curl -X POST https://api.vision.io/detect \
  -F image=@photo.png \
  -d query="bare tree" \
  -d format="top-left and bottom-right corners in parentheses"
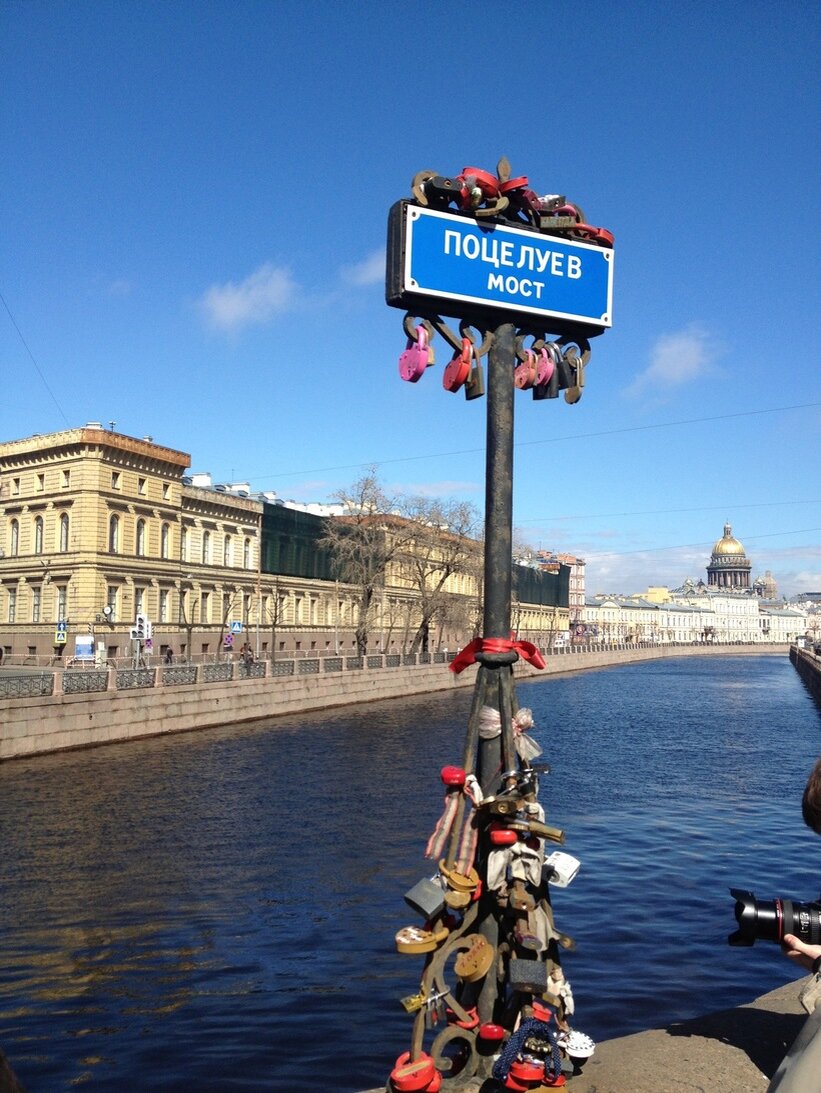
top-left (261, 580), bottom-right (286, 660)
top-left (398, 497), bottom-right (481, 654)
top-left (319, 472), bottom-right (415, 657)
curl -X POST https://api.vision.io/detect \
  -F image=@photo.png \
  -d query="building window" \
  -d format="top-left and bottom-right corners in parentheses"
top-left (32, 585), bottom-right (41, 623)
top-left (37, 473), bottom-right (45, 492)
top-left (56, 586), bottom-right (67, 620)
top-left (181, 525), bottom-right (189, 562)
top-left (202, 530), bottom-right (211, 564)
top-left (12, 478), bottom-right (20, 496)
top-left (223, 535), bottom-right (233, 567)
top-left (111, 471), bottom-right (121, 489)
top-left (244, 537), bottom-right (252, 569)
top-left (136, 518), bottom-right (146, 556)
top-left (201, 591), bottom-right (210, 623)
top-left (109, 514), bottom-right (120, 553)
top-left (159, 589), bottom-right (169, 623)
top-left (138, 477), bottom-right (147, 496)
top-left (34, 516), bottom-right (44, 554)
top-left (162, 482), bottom-right (170, 500)
top-left (59, 513), bottom-right (70, 552)
top-left (106, 586), bottom-right (118, 620)
top-left (135, 587), bottom-right (145, 616)
top-left (62, 469), bottom-right (70, 488)
top-left (9, 519), bottom-right (19, 557)
top-left (8, 587), bottom-right (17, 623)
top-left (161, 523), bottom-right (170, 559)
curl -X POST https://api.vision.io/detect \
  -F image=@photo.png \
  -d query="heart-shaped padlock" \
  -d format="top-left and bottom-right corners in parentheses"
top-left (514, 348), bottom-right (537, 390)
top-left (399, 325), bottom-right (430, 383)
top-left (443, 338), bottom-right (472, 393)
top-left (535, 346), bottom-right (555, 386)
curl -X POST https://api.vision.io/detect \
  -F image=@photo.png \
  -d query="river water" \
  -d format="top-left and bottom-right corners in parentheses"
top-left (0, 654), bottom-right (819, 1091)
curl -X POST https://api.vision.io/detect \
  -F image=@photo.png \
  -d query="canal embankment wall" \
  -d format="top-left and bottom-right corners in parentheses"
top-left (790, 644), bottom-right (821, 704)
top-left (0, 643), bottom-right (791, 762)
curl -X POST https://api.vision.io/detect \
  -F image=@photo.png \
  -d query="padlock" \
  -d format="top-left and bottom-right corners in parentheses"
top-left (390, 1051), bottom-right (437, 1093)
top-left (464, 356), bottom-right (485, 400)
top-left (443, 887), bottom-right (471, 910)
top-left (454, 934), bottom-right (495, 982)
top-left (399, 325), bottom-right (431, 383)
top-left (488, 820), bottom-right (518, 846)
top-left (460, 166), bottom-right (501, 201)
top-left (395, 924), bottom-right (449, 954)
top-left (533, 344), bottom-right (561, 401)
top-left (509, 956), bottom-right (548, 994)
top-left (440, 765), bottom-right (466, 787)
top-left (400, 990), bottom-right (428, 1014)
top-left (503, 1073), bottom-right (532, 1092)
top-left (514, 348), bottom-right (537, 390)
top-left (564, 350), bottom-right (585, 405)
top-left (439, 858), bottom-right (479, 893)
top-left (478, 1023), bottom-right (506, 1043)
top-left (446, 1004), bottom-right (479, 1030)
top-left (555, 349), bottom-right (575, 392)
top-left (509, 1059), bottom-right (545, 1082)
top-left (535, 346), bottom-right (554, 387)
top-left (442, 338), bottom-right (472, 393)
top-left (404, 874), bottom-right (446, 920)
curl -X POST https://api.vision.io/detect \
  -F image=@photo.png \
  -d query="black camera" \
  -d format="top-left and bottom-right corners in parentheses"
top-left (729, 888), bottom-right (821, 947)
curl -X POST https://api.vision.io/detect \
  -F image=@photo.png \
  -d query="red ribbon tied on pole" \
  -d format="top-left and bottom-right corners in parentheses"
top-left (448, 637), bottom-right (546, 674)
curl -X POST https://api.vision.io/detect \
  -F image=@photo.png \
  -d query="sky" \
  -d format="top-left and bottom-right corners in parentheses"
top-left (2, 0), bottom-right (820, 598)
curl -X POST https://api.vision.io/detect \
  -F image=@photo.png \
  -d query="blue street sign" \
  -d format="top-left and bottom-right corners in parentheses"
top-left (230, 621), bottom-right (243, 633)
top-left (390, 204), bottom-right (613, 330)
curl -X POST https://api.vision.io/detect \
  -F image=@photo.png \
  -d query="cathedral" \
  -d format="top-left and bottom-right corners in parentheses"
top-left (706, 522), bottom-right (752, 590)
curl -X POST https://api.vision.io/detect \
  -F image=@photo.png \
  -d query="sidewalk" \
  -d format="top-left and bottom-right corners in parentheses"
top-left (364, 977), bottom-right (808, 1093)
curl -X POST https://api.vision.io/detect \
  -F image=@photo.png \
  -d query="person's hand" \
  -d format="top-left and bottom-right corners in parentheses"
top-left (781, 933), bottom-right (821, 972)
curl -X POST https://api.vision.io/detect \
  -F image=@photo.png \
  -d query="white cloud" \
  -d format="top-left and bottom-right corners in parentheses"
top-left (626, 324), bottom-right (716, 397)
top-left (340, 249), bottom-right (385, 287)
top-left (199, 263), bottom-right (296, 331)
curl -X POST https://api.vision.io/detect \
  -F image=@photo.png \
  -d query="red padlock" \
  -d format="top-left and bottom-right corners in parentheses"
top-left (478, 1022), bottom-right (506, 1042)
top-left (390, 1051), bottom-right (437, 1092)
top-left (440, 765), bottom-right (467, 787)
top-left (460, 166), bottom-right (501, 201)
top-left (446, 1004), bottom-right (479, 1030)
top-left (503, 1073), bottom-right (532, 1092)
top-left (423, 1071), bottom-right (442, 1093)
top-left (514, 348), bottom-right (538, 390)
top-left (499, 175), bottom-right (529, 193)
top-left (571, 223), bottom-right (615, 247)
top-left (443, 338), bottom-right (472, 393)
top-left (509, 1058), bottom-right (544, 1082)
top-left (399, 325), bottom-right (430, 384)
top-left (488, 820), bottom-right (518, 846)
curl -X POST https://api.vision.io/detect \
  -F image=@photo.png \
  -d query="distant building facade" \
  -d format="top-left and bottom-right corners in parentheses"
top-left (0, 426), bottom-right (571, 663)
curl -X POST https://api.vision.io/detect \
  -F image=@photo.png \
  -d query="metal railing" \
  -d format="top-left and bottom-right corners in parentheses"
top-left (1, 641), bottom-right (790, 701)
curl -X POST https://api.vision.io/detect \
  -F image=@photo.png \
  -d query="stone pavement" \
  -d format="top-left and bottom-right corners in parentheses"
top-left (364, 977), bottom-right (809, 1093)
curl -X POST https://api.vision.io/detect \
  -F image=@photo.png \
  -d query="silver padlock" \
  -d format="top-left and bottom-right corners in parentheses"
top-left (404, 874), bottom-right (446, 920)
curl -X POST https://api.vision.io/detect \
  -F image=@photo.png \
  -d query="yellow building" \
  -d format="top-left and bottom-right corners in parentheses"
top-left (0, 424), bottom-right (262, 662)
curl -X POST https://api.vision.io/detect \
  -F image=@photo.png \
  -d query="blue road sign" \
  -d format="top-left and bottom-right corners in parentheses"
top-left (230, 621), bottom-right (243, 633)
top-left (392, 204), bottom-right (613, 329)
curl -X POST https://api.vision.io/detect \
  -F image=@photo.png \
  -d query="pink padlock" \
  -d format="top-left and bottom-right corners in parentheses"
top-left (535, 346), bottom-right (555, 386)
top-left (514, 348), bottom-right (537, 390)
top-left (399, 326), bottom-right (430, 383)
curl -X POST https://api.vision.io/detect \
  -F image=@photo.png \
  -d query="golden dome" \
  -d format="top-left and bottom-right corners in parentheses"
top-left (712, 523), bottom-right (746, 557)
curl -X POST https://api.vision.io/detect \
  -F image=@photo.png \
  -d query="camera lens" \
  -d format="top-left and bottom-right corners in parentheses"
top-left (728, 888), bottom-right (821, 947)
